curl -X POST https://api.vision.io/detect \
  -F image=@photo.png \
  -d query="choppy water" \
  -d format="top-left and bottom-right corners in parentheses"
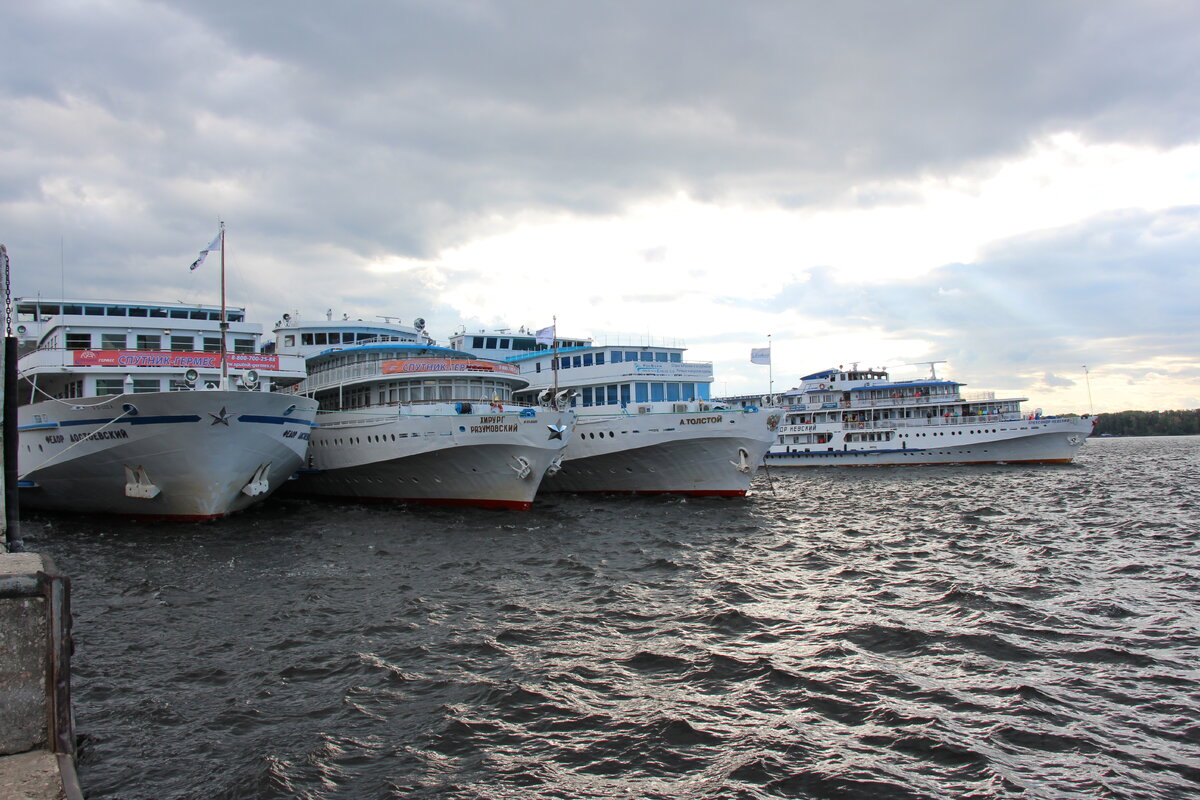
top-left (21, 436), bottom-right (1200, 799)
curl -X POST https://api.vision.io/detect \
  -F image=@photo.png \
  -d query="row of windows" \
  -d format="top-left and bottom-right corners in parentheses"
top-left (469, 336), bottom-right (586, 351)
top-left (610, 351), bottom-right (681, 364)
top-left (539, 350), bottom-right (683, 373)
top-left (567, 382), bottom-right (711, 407)
top-left (16, 303), bottom-right (243, 322)
top-left (316, 379), bottom-right (515, 411)
top-left (62, 333), bottom-right (254, 353)
top-left (288, 332), bottom-right (411, 346)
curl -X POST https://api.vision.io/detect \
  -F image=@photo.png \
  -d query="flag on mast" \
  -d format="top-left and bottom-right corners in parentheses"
top-left (750, 347), bottom-right (771, 365)
top-left (535, 325), bottom-right (556, 346)
top-left (189, 230), bottom-right (222, 271)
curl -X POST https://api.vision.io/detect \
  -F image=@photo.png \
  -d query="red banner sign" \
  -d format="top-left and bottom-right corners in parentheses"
top-left (381, 358), bottom-right (519, 376)
top-left (72, 350), bottom-right (281, 370)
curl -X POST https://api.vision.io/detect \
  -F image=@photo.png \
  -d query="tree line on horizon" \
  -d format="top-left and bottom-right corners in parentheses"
top-left (1091, 409), bottom-right (1200, 437)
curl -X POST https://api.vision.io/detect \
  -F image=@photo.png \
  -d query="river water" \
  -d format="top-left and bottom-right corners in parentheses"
top-left (22, 436), bottom-right (1200, 799)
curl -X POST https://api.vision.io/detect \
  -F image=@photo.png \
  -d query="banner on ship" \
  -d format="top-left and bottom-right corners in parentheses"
top-left (72, 350), bottom-right (281, 369)
top-left (382, 358), bottom-right (519, 375)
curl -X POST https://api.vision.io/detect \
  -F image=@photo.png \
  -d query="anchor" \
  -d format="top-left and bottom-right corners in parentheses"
top-left (241, 462), bottom-right (272, 497)
top-left (509, 455), bottom-right (533, 479)
top-left (124, 465), bottom-right (161, 499)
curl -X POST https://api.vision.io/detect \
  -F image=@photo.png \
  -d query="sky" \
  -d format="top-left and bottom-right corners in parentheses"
top-left (2, 1), bottom-right (1198, 414)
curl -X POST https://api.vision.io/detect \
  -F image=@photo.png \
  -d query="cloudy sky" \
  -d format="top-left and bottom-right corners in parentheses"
top-left (4, 1), bottom-right (1198, 413)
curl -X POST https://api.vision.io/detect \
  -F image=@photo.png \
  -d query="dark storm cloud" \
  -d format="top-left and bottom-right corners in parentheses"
top-left (3, 0), bottom-right (1199, 331)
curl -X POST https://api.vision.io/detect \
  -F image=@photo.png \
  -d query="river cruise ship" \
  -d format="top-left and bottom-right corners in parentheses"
top-left (451, 328), bottom-right (779, 496)
top-left (274, 314), bottom-right (573, 510)
top-left (11, 297), bottom-right (318, 519)
top-left (724, 363), bottom-right (1094, 466)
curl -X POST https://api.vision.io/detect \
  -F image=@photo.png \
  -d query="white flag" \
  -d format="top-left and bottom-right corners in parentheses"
top-left (189, 230), bottom-right (222, 271)
top-left (751, 347), bottom-right (771, 365)
top-left (535, 325), bottom-right (555, 346)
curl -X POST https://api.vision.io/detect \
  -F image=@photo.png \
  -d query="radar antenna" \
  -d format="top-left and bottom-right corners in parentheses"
top-left (902, 360), bottom-right (948, 380)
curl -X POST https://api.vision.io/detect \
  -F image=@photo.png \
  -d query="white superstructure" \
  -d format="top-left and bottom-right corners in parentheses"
top-left (11, 297), bottom-right (318, 519)
top-left (275, 315), bottom-right (573, 510)
top-left (725, 363), bottom-right (1094, 466)
top-left (451, 329), bottom-right (780, 496)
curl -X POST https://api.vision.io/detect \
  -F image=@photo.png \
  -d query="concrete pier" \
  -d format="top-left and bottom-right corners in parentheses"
top-left (0, 552), bottom-right (81, 800)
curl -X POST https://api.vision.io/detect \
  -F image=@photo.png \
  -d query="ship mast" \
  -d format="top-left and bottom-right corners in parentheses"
top-left (219, 220), bottom-right (228, 389)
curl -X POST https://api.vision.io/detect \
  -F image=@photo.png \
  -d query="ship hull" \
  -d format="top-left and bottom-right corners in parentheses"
top-left (18, 391), bottom-right (318, 520)
top-left (292, 408), bottom-right (573, 510)
top-left (541, 409), bottom-right (779, 496)
top-left (765, 418), bottom-right (1093, 467)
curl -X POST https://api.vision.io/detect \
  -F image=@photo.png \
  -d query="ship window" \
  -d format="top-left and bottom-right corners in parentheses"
top-left (283, 335), bottom-right (295, 347)
top-left (620, 384), bottom-right (630, 406)
top-left (611, 351), bottom-right (623, 363)
top-left (583, 354), bottom-right (593, 366)
top-left (132, 379), bottom-right (159, 393)
top-left (171, 336), bottom-right (193, 351)
top-left (101, 333), bottom-right (126, 350)
top-left (682, 383), bottom-right (695, 400)
top-left (189, 310), bottom-right (206, 319)
top-left (169, 310), bottom-right (187, 319)
top-left (301, 334), bottom-right (313, 345)
top-left (328, 332), bottom-right (341, 344)
top-left (535, 362), bottom-right (541, 373)
top-left (572, 356), bottom-right (582, 368)
top-left (203, 337), bottom-right (221, 353)
top-left (95, 379), bottom-right (124, 396)
top-left (499, 339), bottom-right (510, 349)
top-left (233, 338), bottom-right (254, 354)
top-left (148, 308), bottom-right (167, 318)
top-left (66, 333), bottom-right (90, 349)
top-left (655, 352), bottom-right (668, 362)
top-left (607, 385), bottom-right (618, 405)
top-left (485, 337), bottom-right (497, 349)
top-left (582, 387), bottom-right (593, 406)
top-left (666, 383), bottom-right (680, 402)
top-left (625, 351), bottom-right (638, 361)
top-left (635, 382), bottom-right (649, 402)
top-left (63, 305), bottom-right (83, 315)
top-left (651, 383), bottom-right (665, 402)
top-left (128, 307), bottom-right (148, 317)
top-left (314, 333), bottom-right (327, 345)
top-left (669, 352), bottom-right (681, 362)
top-left (106, 307), bottom-right (126, 316)
top-left (86, 306), bottom-right (105, 316)
top-left (136, 335), bottom-right (161, 351)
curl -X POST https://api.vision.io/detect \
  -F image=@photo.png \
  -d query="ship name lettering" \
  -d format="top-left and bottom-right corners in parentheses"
top-left (470, 423), bottom-right (519, 433)
top-left (478, 415), bottom-right (505, 424)
top-left (69, 429), bottom-right (129, 443)
top-left (679, 416), bottom-right (722, 425)
top-left (44, 434), bottom-right (65, 444)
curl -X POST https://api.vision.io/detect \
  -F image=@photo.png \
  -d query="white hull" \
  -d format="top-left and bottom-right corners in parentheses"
top-left (294, 407), bottom-right (573, 510)
top-left (765, 417), bottom-right (1093, 467)
top-left (542, 409), bottom-right (780, 496)
top-left (18, 391), bottom-right (318, 519)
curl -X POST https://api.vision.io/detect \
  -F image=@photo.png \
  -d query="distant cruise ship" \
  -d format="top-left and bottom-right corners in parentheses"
top-left (452, 327), bottom-right (779, 496)
top-left (723, 363), bottom-right (1094, 466)
top-left (273, 313), bottom-right (573, 510)
top-left (11, 297), bottom-right (317, 519)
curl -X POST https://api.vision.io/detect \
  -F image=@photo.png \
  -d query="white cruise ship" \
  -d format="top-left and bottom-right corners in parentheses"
top-left (724, 363), bottom-right (1095, 466)
top-left (450, 328), bottom-right (780, 496)
top-left (274, 314), bottom-right (573, 510)
top-left (11, 297), bottom-right (318, 520)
